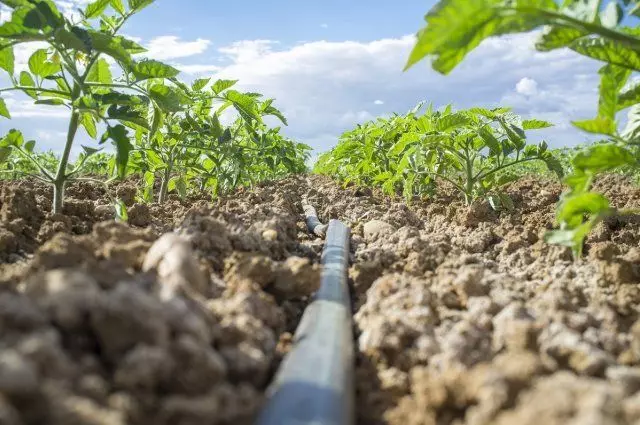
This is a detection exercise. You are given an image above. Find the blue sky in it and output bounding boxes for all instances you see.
[1,0,603,158]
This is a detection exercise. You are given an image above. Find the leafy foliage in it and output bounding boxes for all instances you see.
[0,0,310,217]
[406,0,640,258]
[315,103,562,208]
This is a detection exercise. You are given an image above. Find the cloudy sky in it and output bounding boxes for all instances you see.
[0,0,602,157]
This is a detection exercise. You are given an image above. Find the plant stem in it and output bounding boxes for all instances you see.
[158,160,173,203]
[52,110,80,214]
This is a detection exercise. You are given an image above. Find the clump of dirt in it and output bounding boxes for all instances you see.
[0,175,323,425]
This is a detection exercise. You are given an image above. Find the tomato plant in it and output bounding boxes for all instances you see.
[405,0,640,257]
[0,0,182,213]
[316,103,562,207]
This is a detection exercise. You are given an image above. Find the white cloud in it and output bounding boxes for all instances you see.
[374,100,385,105]
[176,64,222,75]
[199,32,599,151]
[516,77,539,96]
[144,36,211,60]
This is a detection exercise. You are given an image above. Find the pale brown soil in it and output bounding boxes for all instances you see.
[0,174,639,425]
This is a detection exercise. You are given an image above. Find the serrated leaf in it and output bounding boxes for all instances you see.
[536,26,587,51]
[80,112,97,138]
[87,30,132,64]
[225,90,262,122]
[0,97,10,118]
[28,48,59,77]
[212,79,237,94]
[0,45,15,75]
[597,64,630,120]
[572,116,616,135]
[621,104,640,141]
[557,192,610,224]
[132,59,179,81]
[522,119,553,130]
[573,144,635,173]
[618,80,640,111]
[86,57,112,83]
[84,0,110,18]
[54,27,92,52]
[192,77,210,91]
[148,84,187,112]
[110,0,125,14]
[404,0,556,73]
[127,0,154,12]
[571,37,640,71]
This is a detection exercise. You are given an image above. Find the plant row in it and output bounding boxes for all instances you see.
[0,0,310,216]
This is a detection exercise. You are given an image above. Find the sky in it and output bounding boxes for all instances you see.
[0,0,604,158]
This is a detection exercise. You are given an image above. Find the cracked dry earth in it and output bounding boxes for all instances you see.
[0,174,639,425]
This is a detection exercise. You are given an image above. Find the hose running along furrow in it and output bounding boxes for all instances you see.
[255,218,354,425]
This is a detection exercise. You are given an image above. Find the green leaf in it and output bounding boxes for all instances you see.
[132,59,179,81]
[0,97,10,119]
[404,0,556,73]
[557,192,610,224]
[536,26,587,51]
[436,111,470,131]
[225,90,262,122]
[617,81,640,111]
[80,112,97,138]
[34,98,65,105]
[24,139,35,152]
[84,0,110,18]
[107,124,132,178]
[597,64,630,120]
[107,105,149,129]
[114,199,128,222]
[19,71,37,99]
[192,77,210,91]
[0,146,12,163]
[572,116,616,135]
[127,0,154,12]
[87,31,132,64]
[54,27,92,52]
[2,129,23,147]
[522,119,553,130]
[621,104,640,141]
[0,45,15,75]
[94,92,145,105]
[28,48,59,77]
[110,0,125,15]
[81,145,100,156]
[212,79,237,94]
[23,0,63,30]
[86,58,112,84]
[571,37,640,71]
[573,144,635,173]
[148,84,187,112]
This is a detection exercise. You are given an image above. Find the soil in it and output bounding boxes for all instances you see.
[0,174,639,425]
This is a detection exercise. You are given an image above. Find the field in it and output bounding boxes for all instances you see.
[0,172,639,424]
[1,0,640,424]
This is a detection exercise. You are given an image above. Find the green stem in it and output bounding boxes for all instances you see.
[158,159,173,203]
[52,110,80,214]
[0,86,70,97]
